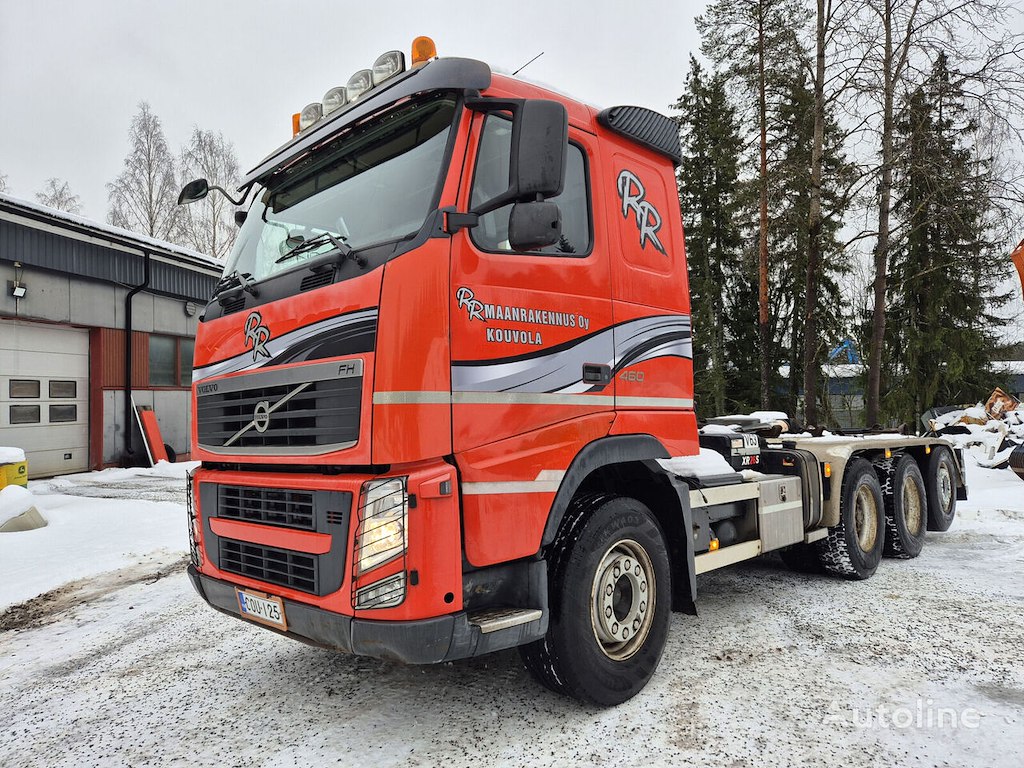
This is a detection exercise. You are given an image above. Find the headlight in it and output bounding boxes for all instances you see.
[355,477,407,574]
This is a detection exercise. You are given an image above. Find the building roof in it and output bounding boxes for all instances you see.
[0,193,222,302]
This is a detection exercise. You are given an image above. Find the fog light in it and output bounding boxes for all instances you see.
[322,86,347,115]
[298,102,323,131]
[372,50,406,85]
[346,69,373,102]
[355,572,406,610]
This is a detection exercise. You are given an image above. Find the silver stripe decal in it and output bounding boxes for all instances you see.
[462,470,565,495]
[196,358,363,396]
[193,308,377,383]
[373,391,450,405]
[198,440,358,456]
[451,314,691,395]
[617,396,694,408]
[453,392,615,406]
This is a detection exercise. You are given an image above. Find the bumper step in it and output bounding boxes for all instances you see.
[468,607,543,634]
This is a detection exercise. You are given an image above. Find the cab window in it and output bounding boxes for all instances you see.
[470,114,591,256]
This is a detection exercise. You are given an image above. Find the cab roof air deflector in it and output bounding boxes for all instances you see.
[597,106,682,165]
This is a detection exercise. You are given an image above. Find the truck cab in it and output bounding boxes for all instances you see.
[184,40,965,706]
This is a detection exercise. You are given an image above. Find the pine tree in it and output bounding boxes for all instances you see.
[885,53,1010,424]
[698,0,811,409]
[675,58,745,415]
[770,68,853,420]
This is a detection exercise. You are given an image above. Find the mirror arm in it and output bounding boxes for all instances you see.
[444,211,480,234]
[208,183,250,207]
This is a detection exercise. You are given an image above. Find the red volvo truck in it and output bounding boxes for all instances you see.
[181,38,967,705]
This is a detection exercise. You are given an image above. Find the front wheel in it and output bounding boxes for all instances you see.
[519,495,671,706]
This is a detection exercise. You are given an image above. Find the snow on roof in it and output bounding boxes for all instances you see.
[779,364,864,379]
[0,192,223,269]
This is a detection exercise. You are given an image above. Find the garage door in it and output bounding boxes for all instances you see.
[0,321,89,478]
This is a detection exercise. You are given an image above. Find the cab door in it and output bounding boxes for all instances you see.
[449,112,615,453]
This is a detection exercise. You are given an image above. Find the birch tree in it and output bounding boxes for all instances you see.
[177,128,241,259]
[35,177,81,214]
[106,102,179,240]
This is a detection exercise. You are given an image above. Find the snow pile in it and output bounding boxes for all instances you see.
[0,463,189,610]
[927,390,1024,469]
[0,446,26,464]
[0,485,39,526]
[660,448,736,478]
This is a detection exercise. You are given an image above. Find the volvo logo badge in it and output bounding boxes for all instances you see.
[253,400,271,433]
[243,311,271,362]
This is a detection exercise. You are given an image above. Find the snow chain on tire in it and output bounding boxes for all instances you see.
[815,457,885,580]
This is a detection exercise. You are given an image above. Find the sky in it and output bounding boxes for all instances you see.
[0,0,709,221]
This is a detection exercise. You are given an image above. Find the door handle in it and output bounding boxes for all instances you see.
[583,363,612,387]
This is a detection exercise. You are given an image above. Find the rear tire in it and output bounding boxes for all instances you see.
[882,454,927,558]
[925,447,957,532]
[817,458,885,580]
[519,495,671,706]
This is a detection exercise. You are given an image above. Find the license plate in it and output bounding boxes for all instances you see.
[236,589,287,630]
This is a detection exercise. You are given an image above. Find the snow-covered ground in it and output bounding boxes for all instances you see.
[0,459,1022,767]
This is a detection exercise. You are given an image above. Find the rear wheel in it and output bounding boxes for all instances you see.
[519,495,671,706]
[817,458,885,580]
[926,447,957,532]
[882,454,927,558]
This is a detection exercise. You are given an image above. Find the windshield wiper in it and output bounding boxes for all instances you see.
[275,231,367,269]
[214,270,259,304]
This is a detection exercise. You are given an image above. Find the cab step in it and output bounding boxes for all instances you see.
[468,607,543,634]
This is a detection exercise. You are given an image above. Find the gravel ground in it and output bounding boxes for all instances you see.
[1,505,1021,768]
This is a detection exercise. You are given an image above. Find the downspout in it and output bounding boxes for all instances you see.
[124,250,151,460]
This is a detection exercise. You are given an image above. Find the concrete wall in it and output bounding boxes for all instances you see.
[1,263,199,335]
[102,390,192,465]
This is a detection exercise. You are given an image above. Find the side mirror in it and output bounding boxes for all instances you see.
[508,201,561,251]
[177,178,209,205]
[468,97,568,216]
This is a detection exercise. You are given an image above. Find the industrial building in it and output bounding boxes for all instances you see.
[0,193,221,477]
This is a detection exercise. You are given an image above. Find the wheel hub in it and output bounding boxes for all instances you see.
[903,475,923,534]
[854,486,879,552]
[591,539,655,661]
[938,464,953,511]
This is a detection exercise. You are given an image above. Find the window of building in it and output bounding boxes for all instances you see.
[10,405,40,424]
[49,380,77,398]
[149,335,195,387]
[469,115,591,256]
[49,404,78,423]
[180,339,195,385]
[10,380,40,398]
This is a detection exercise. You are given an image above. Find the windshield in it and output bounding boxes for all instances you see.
[223,93,458,283]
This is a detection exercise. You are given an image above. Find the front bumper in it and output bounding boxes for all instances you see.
[187,565,544,664]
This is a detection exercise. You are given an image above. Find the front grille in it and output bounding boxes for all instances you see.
[197,360,363,455]
[219,485,315,530]
[220,538,318,594]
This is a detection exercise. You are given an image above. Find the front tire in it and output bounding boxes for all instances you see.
[817,458,885,580]
[519,495,671,706]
